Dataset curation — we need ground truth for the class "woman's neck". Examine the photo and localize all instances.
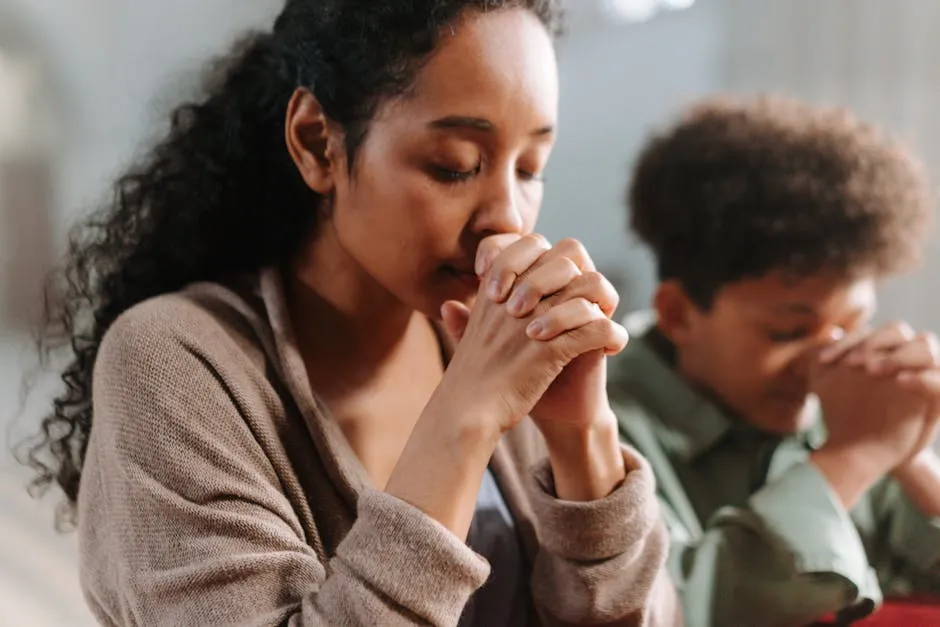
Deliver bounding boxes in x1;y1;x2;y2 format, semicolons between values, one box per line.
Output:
286;226;438;397
286;226;447;488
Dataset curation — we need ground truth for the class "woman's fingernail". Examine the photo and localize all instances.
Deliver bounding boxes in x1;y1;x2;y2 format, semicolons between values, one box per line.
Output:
527;320;545;339
507;292;525;315
898;371;916;383
475;252;491;276
487;277;503;300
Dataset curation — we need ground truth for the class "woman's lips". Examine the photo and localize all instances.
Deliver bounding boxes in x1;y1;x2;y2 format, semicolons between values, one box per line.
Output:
444;266;481;292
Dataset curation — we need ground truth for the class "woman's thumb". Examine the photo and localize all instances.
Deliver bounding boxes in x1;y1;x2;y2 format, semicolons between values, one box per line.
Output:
440;300;471;344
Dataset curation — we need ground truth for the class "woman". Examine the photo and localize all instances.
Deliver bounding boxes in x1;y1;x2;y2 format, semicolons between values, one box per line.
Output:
23;1;677;625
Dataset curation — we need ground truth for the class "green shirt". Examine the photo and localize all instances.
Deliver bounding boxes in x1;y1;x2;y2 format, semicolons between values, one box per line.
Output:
610;311;940;627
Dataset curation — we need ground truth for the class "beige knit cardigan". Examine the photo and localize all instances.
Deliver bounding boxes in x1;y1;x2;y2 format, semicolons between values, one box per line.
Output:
77;269;679;626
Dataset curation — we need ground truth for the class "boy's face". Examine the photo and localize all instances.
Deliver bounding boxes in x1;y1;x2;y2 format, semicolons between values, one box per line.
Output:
658;271;877;435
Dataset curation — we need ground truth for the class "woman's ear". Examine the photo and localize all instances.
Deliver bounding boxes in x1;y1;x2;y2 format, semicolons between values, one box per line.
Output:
284;88;344;195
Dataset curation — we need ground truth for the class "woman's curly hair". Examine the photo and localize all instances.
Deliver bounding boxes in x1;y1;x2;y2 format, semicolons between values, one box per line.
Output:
19;0;563;527
629;95;934;307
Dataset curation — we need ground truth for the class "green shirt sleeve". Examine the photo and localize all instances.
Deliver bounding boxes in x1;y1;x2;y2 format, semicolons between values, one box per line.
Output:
887;490;940;572
748;461;877;588
619;404;883;627
866;477;940;593
660;462;881;627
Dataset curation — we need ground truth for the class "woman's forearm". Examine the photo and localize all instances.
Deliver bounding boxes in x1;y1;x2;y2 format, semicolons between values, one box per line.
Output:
384;390;503;539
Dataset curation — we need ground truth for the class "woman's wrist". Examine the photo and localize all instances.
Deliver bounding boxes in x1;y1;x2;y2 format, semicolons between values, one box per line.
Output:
538;408;627;502
385;391;503;538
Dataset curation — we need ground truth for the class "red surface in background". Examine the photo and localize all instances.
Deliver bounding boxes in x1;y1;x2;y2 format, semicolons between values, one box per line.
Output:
812;598;940;626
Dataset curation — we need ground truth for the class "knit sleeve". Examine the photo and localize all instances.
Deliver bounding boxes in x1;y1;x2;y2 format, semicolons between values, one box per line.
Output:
527;445;680;626
78;299;489;627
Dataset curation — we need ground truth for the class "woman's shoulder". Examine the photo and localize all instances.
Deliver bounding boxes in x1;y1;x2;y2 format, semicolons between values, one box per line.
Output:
89;277;303;472
95;278;277;394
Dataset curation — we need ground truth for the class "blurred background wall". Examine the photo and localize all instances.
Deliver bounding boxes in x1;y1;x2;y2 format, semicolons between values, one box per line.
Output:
1;0;937;623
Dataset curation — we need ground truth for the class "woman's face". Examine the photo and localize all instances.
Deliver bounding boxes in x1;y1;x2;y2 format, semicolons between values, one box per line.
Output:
294;8;559;318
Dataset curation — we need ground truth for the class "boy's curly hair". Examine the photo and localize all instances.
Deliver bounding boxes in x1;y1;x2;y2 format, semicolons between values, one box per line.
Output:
628;95;934;306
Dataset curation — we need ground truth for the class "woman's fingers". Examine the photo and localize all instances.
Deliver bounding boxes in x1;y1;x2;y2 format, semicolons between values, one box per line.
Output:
481;234;551;302
505;256;582;317
527;298;628;356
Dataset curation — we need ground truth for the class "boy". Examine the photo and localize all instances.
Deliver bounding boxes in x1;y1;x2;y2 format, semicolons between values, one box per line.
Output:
612;96;940;626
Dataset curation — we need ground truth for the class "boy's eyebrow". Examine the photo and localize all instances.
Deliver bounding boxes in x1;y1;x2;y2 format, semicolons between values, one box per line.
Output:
771;302;876;322
772;303;818;316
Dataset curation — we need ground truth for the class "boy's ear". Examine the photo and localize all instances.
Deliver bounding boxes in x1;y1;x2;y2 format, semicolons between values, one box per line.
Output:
654;280;698;347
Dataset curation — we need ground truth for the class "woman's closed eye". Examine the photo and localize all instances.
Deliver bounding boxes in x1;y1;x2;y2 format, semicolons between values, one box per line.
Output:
429;157;545;185
432;163;480;183
517;168;544;183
